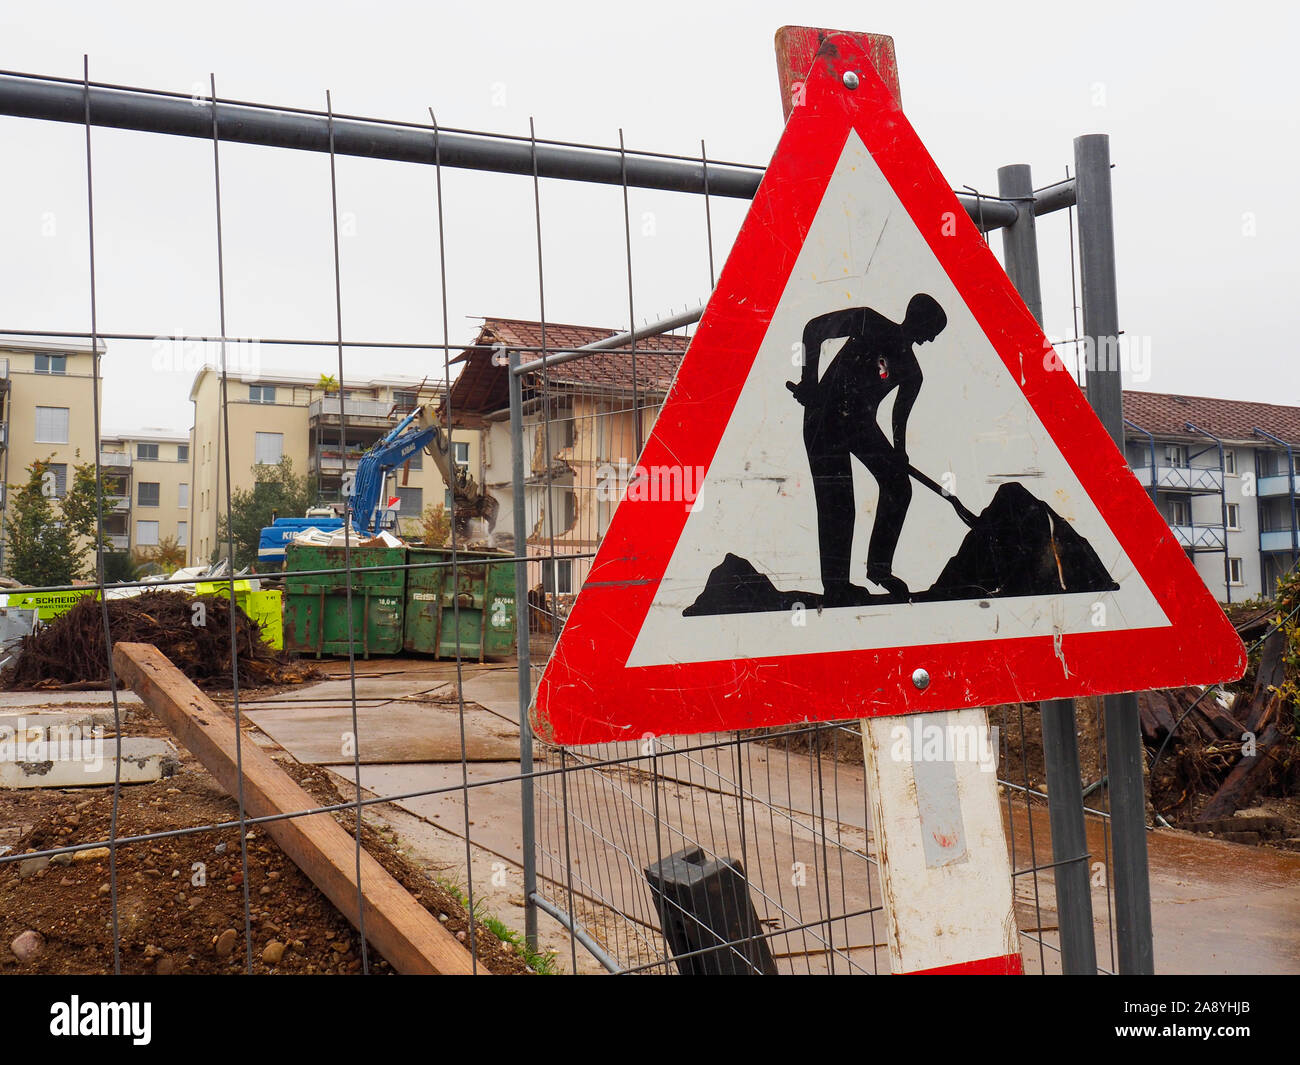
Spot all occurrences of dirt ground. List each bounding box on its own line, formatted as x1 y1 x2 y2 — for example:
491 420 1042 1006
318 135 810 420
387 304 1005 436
0 707 530 975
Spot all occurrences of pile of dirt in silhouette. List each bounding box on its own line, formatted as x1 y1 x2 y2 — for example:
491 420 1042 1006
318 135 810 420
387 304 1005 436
683 481 1117 616
926 482 1117 600
682 554 821 616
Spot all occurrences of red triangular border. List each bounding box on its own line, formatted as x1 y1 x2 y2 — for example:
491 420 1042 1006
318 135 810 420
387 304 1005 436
533 35 1245 745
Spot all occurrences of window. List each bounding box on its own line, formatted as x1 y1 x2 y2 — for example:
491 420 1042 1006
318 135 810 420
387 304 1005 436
34 354 67 374
138 482 160 508
1163 443 1187 467
392 390 418 410
178 483 190 508
254 432 283 465
177 444 189 463
136 521 160 546
136 442 158 461
1227 503 1241 530
543 558 573 595
249 385 276 404
395 486 423 516
35 406 69 444
176 521 188 547
453 441 470 467
1169 499 1190 526
1228 557 1243 585
44 463 68 499
1223 449 1237 475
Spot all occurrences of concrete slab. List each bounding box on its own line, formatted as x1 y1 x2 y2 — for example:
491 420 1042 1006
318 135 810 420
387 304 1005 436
0 737 178 788
0 709 136 736
0 691 142 708
238 677 453 704
245 703 519 765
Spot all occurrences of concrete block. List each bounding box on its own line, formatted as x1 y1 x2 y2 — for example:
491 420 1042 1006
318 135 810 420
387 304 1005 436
0 737 178 789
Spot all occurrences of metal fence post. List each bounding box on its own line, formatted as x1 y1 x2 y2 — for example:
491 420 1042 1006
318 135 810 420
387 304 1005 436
998 162 1098 975
1074 133 1154 974
509 350 539 951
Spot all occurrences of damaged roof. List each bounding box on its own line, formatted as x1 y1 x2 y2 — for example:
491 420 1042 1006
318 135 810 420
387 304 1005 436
447 316 690 420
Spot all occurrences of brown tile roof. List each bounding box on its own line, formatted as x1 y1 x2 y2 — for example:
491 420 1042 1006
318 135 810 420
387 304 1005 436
447 317 690 418
1122 390 1300 446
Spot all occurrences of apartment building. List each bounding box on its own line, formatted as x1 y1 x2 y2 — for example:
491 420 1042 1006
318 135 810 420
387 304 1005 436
98 429 193 555
1122 391 1300 602
188 365 479 565
0 335 103 572
448 318 1300 605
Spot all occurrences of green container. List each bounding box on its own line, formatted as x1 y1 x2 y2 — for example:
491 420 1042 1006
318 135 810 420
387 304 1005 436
282 545 406 658
195 580 283 650
403 547 516 661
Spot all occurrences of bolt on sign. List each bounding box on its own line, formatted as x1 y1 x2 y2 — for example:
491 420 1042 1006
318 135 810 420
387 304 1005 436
532 34 1245 747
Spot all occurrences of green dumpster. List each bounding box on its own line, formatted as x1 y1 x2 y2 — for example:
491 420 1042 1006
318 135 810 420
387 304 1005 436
282 545 406 658
403 547 516 661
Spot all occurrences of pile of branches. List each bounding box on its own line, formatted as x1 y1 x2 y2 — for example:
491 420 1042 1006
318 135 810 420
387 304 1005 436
1146 615 1297 826
1 590 318 690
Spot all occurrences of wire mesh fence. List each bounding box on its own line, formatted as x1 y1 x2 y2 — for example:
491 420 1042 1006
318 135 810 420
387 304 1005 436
0 62 1138 976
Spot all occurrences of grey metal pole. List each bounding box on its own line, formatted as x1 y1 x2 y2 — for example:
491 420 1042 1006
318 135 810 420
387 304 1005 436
508 350 539 950
0 74 1078 230
1074 133 1154 975
998 163 1097 975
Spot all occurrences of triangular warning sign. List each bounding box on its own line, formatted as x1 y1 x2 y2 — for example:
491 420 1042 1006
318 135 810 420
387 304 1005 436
533 37 1245 745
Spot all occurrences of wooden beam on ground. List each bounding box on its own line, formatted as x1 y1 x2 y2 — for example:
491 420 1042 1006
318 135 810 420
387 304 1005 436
112 642 481 976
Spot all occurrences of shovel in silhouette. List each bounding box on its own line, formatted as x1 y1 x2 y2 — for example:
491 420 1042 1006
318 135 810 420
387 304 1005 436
907 464 978 527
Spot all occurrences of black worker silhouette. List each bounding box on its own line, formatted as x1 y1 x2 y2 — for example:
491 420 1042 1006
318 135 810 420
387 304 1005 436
681 294 1121 618
786 294 947 605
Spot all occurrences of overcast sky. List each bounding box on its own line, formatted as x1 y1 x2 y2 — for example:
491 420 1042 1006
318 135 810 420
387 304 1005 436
0 0 1296 436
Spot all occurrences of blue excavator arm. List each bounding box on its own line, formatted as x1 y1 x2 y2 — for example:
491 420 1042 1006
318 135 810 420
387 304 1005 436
348 408 439 535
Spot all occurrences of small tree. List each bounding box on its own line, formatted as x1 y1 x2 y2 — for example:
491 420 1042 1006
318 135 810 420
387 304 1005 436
406 502 451 545
131 534 187 576
3 459 84 586
216 457 316 568
61 461 114 559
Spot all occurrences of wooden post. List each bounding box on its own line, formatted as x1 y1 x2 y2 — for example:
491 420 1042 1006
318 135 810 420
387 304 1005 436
113 642 481 975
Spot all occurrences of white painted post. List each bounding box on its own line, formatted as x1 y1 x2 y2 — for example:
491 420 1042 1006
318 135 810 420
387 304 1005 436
860 709 1022 974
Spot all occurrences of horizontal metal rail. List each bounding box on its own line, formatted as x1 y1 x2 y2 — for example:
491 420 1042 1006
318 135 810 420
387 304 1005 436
514 305 704 375
0 73 1073 229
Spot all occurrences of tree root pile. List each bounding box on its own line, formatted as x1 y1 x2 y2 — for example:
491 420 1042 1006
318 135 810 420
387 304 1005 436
1 590 319 690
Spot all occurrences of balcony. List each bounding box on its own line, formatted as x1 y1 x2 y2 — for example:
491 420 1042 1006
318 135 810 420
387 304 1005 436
99 451 132 469
106 494 130 513
308 396 396 427
1260 529 1299 553
1258 472 1299 497
106 534 129 551
1171 523 1226 551
309 450 363 474
1131 464 1223 494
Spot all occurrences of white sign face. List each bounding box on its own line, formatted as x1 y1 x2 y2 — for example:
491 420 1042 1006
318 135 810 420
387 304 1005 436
628 130 1167 670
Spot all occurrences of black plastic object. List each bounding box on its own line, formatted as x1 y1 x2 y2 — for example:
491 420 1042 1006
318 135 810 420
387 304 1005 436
644 848 777 975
